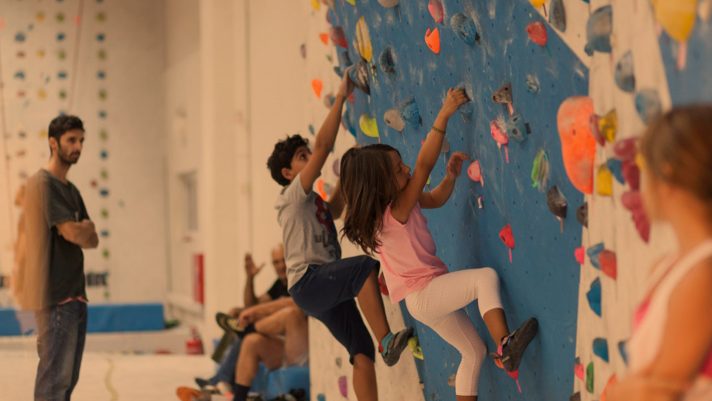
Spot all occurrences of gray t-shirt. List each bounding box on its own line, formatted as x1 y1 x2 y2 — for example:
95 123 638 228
276 175 341 288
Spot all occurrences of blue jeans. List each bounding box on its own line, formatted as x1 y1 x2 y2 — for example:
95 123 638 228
211 337 242 386
34 301 88 401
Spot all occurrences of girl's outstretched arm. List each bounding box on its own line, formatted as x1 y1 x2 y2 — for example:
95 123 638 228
391 89 468 223
420 152 468 209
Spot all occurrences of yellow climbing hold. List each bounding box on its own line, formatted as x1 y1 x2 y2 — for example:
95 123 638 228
650 0 697 42
530 0 546 7
310 0 321 11
355 16 373 62
345 0 356 5
359 114 379 138
408 337 424 360
598 109 617 143
596 164 614 196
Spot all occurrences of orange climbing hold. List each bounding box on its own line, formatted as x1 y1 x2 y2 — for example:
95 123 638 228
425 27 441 54
319 33 329 45
557 96 596 194
311 79 323 99
527 22 548 46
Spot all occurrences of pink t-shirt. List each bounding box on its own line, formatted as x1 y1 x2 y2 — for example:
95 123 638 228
376 203 448 303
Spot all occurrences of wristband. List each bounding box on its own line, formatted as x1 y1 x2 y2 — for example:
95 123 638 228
432 126 446 134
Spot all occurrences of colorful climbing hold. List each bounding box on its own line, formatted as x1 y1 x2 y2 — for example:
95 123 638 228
613 137 637 161
596 164 614 196
428 0 444 24
597 109 618 144
547 186 568 230
585 5 612 55
329 27 347 48
587 243 605 269
587 278 602 317
338 376 348 397
450 13 479 45
499 224 515 263
378 47 396 76
526 22 548 46
377 0 399 7
606 158 624 184
599 250 617 279
400 98 422 126
425 27 441 54
622 190 650 242
618 340 628 365
490 119 509 163
506 113 528 142
549 0 566 32
355 17 373 62
593 338 609 362
601 375 617 401
622 159 640 190
384 109 405 132
526 74 540 94
575 247 585 264
586 362 594 393
348 61 370 95
650 0 697 43
311 79 323 99
557 96 596 194
310 0 320 11
319 33 329 45
492 83 513 115
359 114 379 138
408 337 424 360
635 89 662 125
574 357 584 380
531 149 550 191
614 51 636 93
467 160 484 186
345 0 355 5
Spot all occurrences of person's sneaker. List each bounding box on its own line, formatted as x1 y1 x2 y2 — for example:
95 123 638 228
380 327 414 366
215 312 255 338
500 317 538 372
194 377 211 390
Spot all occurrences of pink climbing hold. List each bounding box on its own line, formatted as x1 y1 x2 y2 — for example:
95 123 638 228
613 138 637 161
599 250 617 279
622 160 640 190
575 247 585 264
338 376 348 397
467 160 484 186
490 120 510 163
428 0 444 24
499 224 515 263
526 22 548 46
574 362 585 380
622 190 651 243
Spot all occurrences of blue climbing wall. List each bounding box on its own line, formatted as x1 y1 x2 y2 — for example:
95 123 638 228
331 1 588 400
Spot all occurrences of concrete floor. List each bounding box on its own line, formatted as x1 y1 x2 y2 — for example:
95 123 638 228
0 350 215 401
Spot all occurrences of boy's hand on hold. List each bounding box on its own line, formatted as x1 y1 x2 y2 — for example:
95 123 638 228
446 152 469 179
337 68 355 99
244 253 265 279
439 88 469 118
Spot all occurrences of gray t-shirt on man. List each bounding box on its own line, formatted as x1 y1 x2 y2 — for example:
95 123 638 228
276 174 341 289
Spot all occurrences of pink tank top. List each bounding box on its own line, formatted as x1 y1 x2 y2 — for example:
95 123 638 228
376 204 448 303
631 241 712 381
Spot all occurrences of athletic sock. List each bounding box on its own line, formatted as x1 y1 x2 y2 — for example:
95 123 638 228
233 384 250 401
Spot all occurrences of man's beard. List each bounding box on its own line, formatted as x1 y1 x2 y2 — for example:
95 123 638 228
57 144 80 165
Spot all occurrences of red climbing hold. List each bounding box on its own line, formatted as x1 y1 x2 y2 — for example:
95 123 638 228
599 250 617 279
311 79 323 99
499 224 515 263
329 27 348 48
428 0 444 24
467 160 484 186
319 32 329 45
527 21 548 46
490 120 510 163
575 247 585 264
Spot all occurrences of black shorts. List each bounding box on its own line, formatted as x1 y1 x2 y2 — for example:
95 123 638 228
289 255 379 363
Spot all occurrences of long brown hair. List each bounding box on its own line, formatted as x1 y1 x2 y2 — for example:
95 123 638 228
340 144 401 255
640 104 712 220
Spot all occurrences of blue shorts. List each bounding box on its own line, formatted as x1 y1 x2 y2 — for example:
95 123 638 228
289 255 379 363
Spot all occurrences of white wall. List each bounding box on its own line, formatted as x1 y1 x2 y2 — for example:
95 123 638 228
0 0 168 306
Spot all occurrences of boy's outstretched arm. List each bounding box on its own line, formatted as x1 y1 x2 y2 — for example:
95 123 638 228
299 71 355 193
391 88 468 222
420 152 468 209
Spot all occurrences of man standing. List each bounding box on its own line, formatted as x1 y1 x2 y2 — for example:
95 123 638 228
20 115 98 401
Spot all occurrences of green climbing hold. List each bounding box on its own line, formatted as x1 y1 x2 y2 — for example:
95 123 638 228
531 149 550 191
586 361 594 393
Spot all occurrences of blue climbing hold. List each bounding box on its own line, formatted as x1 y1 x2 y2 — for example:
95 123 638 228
635 89 662 125
317 394 326 401
593 338 609 362
14 71 25 80
308 124 315 136
587 243 605 269
400 98 422 126
15 32 27 43
587 278 602 317
606 159 624 184
614 51 636 93
450 13 479 45
584 5 612 55
58 70 68 80
618 340 628 365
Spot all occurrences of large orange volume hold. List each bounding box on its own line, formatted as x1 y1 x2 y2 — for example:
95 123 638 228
557 96 596 194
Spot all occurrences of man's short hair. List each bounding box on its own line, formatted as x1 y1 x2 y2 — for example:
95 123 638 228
267 135 309 186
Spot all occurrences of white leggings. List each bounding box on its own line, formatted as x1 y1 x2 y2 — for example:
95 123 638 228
404 268 503 396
